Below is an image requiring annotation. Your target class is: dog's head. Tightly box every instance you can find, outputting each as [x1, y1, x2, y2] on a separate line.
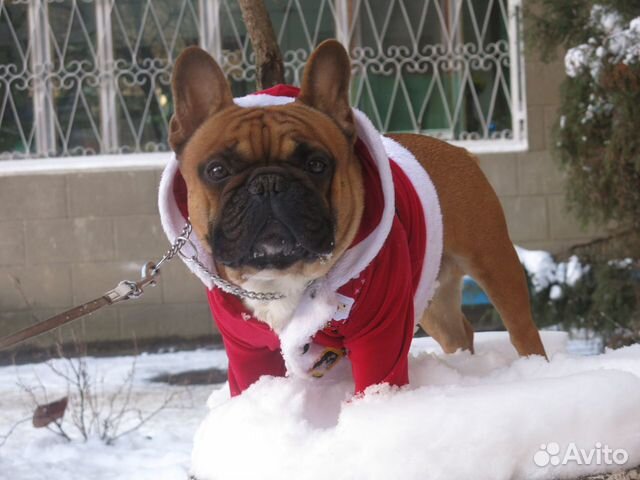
[169, 40, 364, 285]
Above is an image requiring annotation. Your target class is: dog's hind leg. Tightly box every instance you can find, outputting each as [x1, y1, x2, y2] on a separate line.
[419, 255, 474, 354]
[463, 241, 547, 358]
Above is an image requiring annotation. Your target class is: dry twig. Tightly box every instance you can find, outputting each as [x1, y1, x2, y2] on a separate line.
[15, 334, 174, 444]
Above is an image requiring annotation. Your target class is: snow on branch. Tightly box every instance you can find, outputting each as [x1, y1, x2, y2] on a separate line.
[565, 5, 640, 79]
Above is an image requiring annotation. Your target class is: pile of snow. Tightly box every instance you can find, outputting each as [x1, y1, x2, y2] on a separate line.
[192, 332, 640, 480]
[565, 5, 640, 79]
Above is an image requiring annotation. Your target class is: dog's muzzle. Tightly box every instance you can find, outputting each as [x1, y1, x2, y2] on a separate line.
[211, 169, 335, 269]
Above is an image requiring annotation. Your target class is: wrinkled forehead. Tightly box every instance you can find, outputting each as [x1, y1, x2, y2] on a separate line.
[181, 104, 350, 165]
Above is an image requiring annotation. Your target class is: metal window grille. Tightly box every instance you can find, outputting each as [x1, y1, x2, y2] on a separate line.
[0, 0, 526, 161]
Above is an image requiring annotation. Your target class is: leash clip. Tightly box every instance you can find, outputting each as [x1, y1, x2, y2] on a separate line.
[104, 282, 136, 303]
[104, 262, 159, 304]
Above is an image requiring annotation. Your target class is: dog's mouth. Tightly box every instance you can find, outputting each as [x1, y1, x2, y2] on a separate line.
[245, 218, 314, 269]
[215, 217, 334, 270]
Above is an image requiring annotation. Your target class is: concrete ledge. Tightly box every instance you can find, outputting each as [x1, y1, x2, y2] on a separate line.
[0, 152, 169, 176]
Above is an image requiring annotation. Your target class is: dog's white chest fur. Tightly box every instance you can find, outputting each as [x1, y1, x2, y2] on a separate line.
[240, 273, 310, 332]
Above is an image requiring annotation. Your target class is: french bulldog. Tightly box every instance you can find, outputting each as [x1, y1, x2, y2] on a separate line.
[162, 39, 546, 396]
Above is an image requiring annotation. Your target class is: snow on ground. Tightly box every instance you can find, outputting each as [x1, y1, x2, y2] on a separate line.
[192, 332, 640, 480]
[0, 349, 228, 480]
[1, 333, 639, 480]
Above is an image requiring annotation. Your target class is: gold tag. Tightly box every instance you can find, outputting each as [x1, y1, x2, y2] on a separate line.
[308, 347, 346, 378]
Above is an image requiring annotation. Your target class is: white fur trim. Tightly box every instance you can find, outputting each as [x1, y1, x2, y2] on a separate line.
[382, 137, 443, 320]
[323, 109, 396, 290]
[279, 280, 339, 377]
[234, 94, 295, 108]
[158, 154, 217, 289]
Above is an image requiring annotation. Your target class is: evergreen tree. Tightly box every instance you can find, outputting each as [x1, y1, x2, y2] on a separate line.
[528, 1, 640, 241]
[521, 2, 639, 347]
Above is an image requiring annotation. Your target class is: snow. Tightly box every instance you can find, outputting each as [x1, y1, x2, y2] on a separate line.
[515, 246, 585, 291]
[2, 334, 640, 479]
[0, 348, 228, 480]
[566, 44, 594, 78]
[565, 5, 640, 79]
[192, 332, 640, 480]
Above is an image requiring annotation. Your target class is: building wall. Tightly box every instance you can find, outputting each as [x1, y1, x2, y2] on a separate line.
[0, 56, 603, 349]
[479, 55, 604, 253]
[0, 169, 216, 350]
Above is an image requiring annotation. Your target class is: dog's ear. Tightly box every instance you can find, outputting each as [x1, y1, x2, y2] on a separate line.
[169, 46, 234, 153]
[298, 40, 355, 142]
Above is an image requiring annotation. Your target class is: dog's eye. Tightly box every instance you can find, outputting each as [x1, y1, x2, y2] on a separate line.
[306, 156, 327, 174]
[205, 162, 229, 181]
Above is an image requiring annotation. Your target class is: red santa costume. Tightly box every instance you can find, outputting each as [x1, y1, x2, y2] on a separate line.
[158, 85, 443, 396]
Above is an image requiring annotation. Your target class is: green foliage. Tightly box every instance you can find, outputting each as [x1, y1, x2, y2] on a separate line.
[554, 65, 640, 229]
[528, 260, 639, 349]
[527, 1, 640, 234]
[526, 0, 640, 60]
[480, 258, 639, 349]
[497, 2, 640, 346]
[525, 0, 593, 61]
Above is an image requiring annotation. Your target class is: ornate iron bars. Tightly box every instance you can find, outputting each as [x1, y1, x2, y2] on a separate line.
[0, 0, 526, 160]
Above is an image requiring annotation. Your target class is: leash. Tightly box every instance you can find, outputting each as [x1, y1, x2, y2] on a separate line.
[0, 223, 283, 352]
[0, 262, 159, 351]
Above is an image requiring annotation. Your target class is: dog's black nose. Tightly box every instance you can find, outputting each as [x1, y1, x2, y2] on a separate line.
[248, 172, 288, 196]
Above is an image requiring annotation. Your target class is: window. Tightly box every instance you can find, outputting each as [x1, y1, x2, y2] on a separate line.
[349, 0, 521, 143]
[0, 0, 526, 164]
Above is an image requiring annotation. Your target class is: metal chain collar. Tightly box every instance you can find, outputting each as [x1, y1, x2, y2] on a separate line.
[155, 223, 285, 302]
